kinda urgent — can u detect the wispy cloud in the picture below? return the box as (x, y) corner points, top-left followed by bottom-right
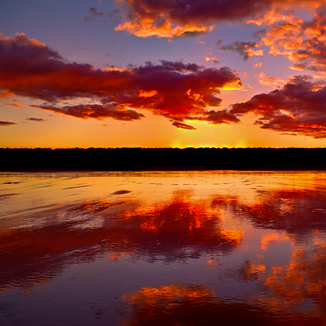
(84, 7), (105, 22)
(26, 118), (46, 122)
(256, 72), (285, 86)
(7, 100), (23, 108)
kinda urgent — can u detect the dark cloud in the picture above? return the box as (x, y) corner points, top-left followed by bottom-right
(0, 121), (16, 126)
(26, 118), (46, 122)
(172, 121), (197, 130)
(0, 34), (242, 129)
(202, 110), (241, 124)
(31, 104), (144, 121)
(84, 7), (105, 22)
(221, 41), (261, 60)
(231, 76), (326, 138)
(115, 0), (325, 38)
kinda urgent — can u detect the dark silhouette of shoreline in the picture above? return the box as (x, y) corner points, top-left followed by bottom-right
(1, 148), (326, 171)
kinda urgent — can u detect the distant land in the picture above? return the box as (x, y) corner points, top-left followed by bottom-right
(1, 148), (326, 171)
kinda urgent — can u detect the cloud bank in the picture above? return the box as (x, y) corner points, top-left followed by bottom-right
(114, 0), (324, 38)
(0, 33), (242, 129)
(231, 76), (326, 138)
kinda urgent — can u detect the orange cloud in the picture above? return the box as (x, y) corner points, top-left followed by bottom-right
(0, 34), (242, 129)
(0, 91), (14, 98)
(253, 62), (263, 68)
(114, 0), (325, 38)
(257, 72), (285, 86)
(115, 19), (214, 38)
(7, 100), (23, 108)
(204, 56), (219, 63)
(256, 9), (326, 74)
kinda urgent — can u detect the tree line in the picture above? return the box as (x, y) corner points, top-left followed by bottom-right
(1, 147), (326, 171)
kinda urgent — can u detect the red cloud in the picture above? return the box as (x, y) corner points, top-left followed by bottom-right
(114, 0), (324, 38)
(0, 34), (242, 129)
(231, 76), (326, 138)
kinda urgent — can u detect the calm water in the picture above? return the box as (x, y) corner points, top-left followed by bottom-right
(1, 171), (326, 325)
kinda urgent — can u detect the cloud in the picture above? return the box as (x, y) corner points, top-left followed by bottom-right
(31, 104), (144, 121)
(0, 34), (242, 129)
(253, 62), (263, 68)
(221, 41), (263, 60)
(0, 121), (16, 126)
(254, 8), (326, 74)
(187, 110), (241, 124)
(172, 121), (197, 130)
(84, 7), (105, 22)
(257, 71), (285, 86)
(204, 56), (219, 64)
(114, 0), (324, 38)
(0, 91), (14, 98)
(7, 100), (23, 108)
(231, 75), (326, 138)
(26, 118), (46, 122)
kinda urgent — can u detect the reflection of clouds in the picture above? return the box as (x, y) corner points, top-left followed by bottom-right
(0, 192), (242, 293)
(263, 244), (326, 310)
(121, 283), (324, 326)
(225, 242), (326, 322)
(212, 189), (326, 237)
(261, 233), (291, 250)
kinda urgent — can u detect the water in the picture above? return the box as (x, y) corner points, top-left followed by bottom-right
(1, 171), (326, 325)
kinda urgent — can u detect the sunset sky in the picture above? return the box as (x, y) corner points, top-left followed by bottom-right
(2, 0), (326, 148)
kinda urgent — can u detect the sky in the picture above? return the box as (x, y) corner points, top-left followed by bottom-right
(1, 0), (326, 148)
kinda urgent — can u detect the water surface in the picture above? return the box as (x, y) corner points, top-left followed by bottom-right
(1, 171), (326, 325)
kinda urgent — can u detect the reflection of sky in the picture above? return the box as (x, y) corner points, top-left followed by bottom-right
(1, 172), (326, 325)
